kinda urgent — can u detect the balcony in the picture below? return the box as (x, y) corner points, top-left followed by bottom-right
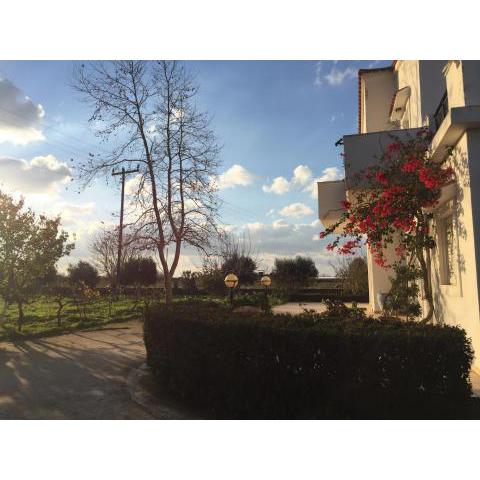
(342, 127), (422, 188)
(430, 105), (480, 162)
(317, 179), (346, 232)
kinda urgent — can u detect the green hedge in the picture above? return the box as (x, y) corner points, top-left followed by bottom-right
(144, 301), (474, 419)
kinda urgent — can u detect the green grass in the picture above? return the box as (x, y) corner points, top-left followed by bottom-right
(0, 295), (153, 341)
(0, 293), (286, 342)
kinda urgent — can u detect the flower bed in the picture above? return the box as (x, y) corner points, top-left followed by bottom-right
(144, 301), (474, 419)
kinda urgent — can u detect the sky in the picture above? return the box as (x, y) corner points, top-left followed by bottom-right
(0, 60), (390, 275)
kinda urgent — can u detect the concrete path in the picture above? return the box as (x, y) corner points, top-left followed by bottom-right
(0, 320), (186, 419)
(273, 302), (369, 315)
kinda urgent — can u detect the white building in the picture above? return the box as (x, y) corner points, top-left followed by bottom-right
(318, 60), (480, 370)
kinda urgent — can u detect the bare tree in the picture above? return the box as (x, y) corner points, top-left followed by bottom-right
(330, 254), (369, 296)
(90, 226), (139, 287)
(73, 61), (222, 304)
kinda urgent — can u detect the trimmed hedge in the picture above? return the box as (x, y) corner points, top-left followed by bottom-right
(144, 301), (474, 419)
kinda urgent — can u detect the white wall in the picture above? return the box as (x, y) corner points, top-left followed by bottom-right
(462, 61), (480, 106)
(395, 61), (422, 127)
(419, 61), (448, 121)
(361, 70), (395, 133)
(429, 131), (480, 370)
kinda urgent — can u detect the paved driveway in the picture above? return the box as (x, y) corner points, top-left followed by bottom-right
(0, 320), (156, 419)
(273, 302), (369, 315)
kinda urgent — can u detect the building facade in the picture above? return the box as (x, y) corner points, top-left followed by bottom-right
(318, 60), (480, 370)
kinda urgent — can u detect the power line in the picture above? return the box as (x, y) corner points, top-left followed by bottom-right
(0, 103), (110, 159)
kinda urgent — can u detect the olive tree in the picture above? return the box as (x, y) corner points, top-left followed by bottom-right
(0, 191), (74, 329)
(272, 255), (318, 292)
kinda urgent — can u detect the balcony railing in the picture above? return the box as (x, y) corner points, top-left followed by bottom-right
(433, 92), (449, 132)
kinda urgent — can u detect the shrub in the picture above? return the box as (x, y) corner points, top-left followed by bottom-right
(144, 301), (474, 419)
(384, 264), (422, 320)
(221, 253), (257, 285)
(272, 256), (318, 292)
(68, 261), (99, 288)
(121, 257), (157, 286)
(331, 255), (369, 297)
(199, 259), (225, 296)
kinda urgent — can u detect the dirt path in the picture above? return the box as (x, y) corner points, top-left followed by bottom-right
(0, 320), (158, 419)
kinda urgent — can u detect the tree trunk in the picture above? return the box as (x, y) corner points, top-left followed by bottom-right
(417, 245), (434, 323)
(18, 302), (24, 332)
(1, 299), (8, 323)
(56, 301), (63, 326)
(164, 273), (173, 305)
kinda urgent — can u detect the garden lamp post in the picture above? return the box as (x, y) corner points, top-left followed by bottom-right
(224, 273), (239, 306)
(260, 275), (272, 307)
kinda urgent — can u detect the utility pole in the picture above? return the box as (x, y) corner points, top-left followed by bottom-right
(112, 165), (139, 291)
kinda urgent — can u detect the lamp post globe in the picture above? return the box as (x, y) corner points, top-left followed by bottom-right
(224, 273), (239, 289)
(260, 275), (272, 314)
(224, 273), (239, 305)
(260, 275), (272, 287)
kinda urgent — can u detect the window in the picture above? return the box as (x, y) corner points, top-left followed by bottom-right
(439, 214), (456, 285)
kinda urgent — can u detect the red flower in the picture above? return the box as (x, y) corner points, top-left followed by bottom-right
(319, 231), (327, 239)
(374, 255), (388, 268)
(419, 167), (440, 189)
(375, 172), (388, 186)
(387, 142), (401, 153)
(401, 157), (422, 173)
(340, 200), (351, 210)
(338, 239), (359, 255)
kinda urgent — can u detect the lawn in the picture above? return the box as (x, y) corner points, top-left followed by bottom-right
(0, 291), (287, 342)
(0, 295), (147, 341)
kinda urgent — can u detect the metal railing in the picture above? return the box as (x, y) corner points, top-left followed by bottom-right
(433, 92), (449, 132)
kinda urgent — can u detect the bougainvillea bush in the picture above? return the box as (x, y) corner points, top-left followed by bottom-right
(320, 129), (454, 322)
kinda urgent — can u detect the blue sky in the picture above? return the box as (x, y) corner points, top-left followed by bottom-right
(0, 60), (390, 274)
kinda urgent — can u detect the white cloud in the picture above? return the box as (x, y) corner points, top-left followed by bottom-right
(262, 176), (290, 194)
(226, 219), (342, 275)
(263, 164), (342, 199)
(306, 166), (343, 198)
(266, 208), (275, 217)
(314, 61), (323, 87)
(280, 202), (314, 218)
(245, 221), (265, 231)
(272, 218), (290, 229)
(216, 164), (255, 189)
(0, 77), (45, 145)
(0, 154), (72, 195)
(324, 66), (357, 86)
(318, 166), (343, 182)
(51, 202), (96, 223)
(125, 174), (142, 196)
(262, 164), (312, 195)
(292, 165), (312, 186)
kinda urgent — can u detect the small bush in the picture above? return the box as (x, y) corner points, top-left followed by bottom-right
(68, 261), (99, 288)
(144, 301), (474, 419)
